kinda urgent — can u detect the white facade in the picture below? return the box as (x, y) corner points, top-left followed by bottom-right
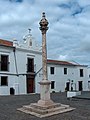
(87, 67), (90, 91)
(0, 33), (42, 95)
(0, 33), (89, 95)
(47, 61), (89, 92)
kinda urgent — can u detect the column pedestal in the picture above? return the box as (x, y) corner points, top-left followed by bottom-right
(38, 80), (54, 106)
(18, 80), (75, 118)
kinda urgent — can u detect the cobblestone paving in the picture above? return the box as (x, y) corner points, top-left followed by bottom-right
(0, 92), (90, 120)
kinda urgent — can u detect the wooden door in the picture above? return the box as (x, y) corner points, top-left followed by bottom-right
(27, 78), (34, 93)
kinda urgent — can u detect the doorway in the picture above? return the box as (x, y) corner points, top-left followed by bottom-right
(27, 75), (35, 93)
(88, 81), (90, 91)
(66, 82), (70, 91)
(78, 81), (83, 91)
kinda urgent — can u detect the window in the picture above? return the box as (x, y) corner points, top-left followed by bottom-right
(51, 81), (55, 89)
(88, 81), (90, 90)
(64, 68), (67, 74)
(29, 39), (32, 46)
(80, 69), (83, 77)
(27, 58), (34, 72)
(50, 67), (54, 74)
(0, 55), (9, 71)
(1, 76), (8, 86)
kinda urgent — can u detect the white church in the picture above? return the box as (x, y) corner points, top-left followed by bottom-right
(0, 31), (89, 95)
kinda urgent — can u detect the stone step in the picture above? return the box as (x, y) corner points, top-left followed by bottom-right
(23, 104), (70, 115)
(18, 106), (75, 118)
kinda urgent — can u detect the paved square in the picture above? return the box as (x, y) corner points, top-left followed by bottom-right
(0, 92), (90, 120)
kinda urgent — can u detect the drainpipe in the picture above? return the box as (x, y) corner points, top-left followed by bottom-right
(13, 48), (19, 76)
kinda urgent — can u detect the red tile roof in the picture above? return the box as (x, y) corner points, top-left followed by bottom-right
(47, 59), (74, 66)
(0, 39), (13, 47)
(47, 59), (87, 67)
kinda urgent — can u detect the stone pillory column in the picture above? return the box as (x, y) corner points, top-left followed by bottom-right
(18, 12), (75, 118)
(38, 12), (53, 106)
(39, 12), (48, 81)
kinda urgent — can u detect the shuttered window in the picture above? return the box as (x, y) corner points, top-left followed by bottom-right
(0, 55), (9, 71)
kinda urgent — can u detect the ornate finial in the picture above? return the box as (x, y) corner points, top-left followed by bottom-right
(42, 12), (45, 19)
(28, 28), (31, 34)
(39, 12), (49, 34)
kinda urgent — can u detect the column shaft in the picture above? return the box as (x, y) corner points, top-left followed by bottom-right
(42, 33), (47, 80)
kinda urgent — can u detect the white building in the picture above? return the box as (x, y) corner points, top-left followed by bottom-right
(47, 60), (89, 92)
(0, 32), (89, 95)
(87, 67), (90, 91)
(0, 32), (42, 95)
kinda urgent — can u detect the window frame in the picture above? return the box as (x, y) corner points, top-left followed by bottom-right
(50, 67), (54, 75)
(0, 55), (9, 71)
(51, 81), (55, 89)
(27, 58), (34, 72)
(80, 69), (84, 77)
(0, 76), (8, 86)
(64, 68), (67, 75)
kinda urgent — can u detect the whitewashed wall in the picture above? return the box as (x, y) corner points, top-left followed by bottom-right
(0, 36), (89, 95)
(88, 67), (90, 91)
(48, 64), (89, 92)
(35, 53), (42, 93)
(0, 34), (42, 95)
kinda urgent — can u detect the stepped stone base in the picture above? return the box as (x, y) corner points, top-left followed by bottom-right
(18, 102), (75, 118)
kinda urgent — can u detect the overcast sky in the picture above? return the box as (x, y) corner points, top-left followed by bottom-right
(0, 0), (90, 66)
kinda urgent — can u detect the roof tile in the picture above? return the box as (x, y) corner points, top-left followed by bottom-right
(0, 39), (13, 47)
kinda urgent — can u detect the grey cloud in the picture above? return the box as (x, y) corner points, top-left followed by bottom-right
(78, 0), (90, 7)
(79, 35), (90, 52)
(0, 0), (90, 65)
